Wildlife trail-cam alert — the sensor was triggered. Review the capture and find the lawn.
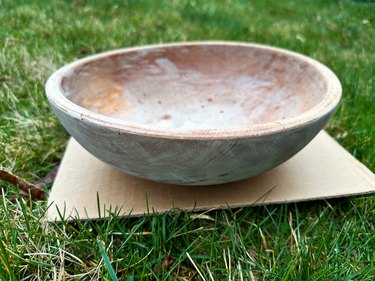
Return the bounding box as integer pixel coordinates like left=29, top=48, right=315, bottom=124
left=0, top=0, right=374, bottom=280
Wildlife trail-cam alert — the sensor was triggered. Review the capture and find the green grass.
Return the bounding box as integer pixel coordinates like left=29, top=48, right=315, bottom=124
left=0, top=0, right=374, bottom=279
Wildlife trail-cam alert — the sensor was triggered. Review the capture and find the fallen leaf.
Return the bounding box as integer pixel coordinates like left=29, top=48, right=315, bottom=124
left=153, top=255, right=175, bottom=273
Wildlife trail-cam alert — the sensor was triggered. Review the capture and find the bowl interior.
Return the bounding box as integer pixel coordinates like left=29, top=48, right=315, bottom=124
left=61, top=44, right=328, bottom=129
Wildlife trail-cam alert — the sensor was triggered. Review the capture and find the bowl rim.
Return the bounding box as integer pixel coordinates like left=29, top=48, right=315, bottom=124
left=45, top=41, right=342, bottom=140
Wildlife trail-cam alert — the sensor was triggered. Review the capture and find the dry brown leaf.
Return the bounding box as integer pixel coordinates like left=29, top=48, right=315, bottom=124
left=153, top=255, right=175, bottom=273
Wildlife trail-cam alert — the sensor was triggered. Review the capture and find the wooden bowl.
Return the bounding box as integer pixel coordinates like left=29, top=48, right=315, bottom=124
left=46, top=42, right=341, bottom=185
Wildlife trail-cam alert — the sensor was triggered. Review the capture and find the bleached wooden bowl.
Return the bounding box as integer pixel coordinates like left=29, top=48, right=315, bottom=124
left=46, top=42, right=341, bottom=185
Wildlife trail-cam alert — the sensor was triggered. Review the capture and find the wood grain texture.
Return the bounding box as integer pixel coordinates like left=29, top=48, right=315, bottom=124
left=53, top=107, right=331, bottom=185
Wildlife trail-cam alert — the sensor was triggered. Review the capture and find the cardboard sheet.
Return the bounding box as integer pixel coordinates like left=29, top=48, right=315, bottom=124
left=47, top=131, right=375, bottom=221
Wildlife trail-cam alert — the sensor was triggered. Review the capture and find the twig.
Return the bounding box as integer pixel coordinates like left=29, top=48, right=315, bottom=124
left=35, top=166, right=59, bottom=187
left=0, top=169, right=46, bottom=200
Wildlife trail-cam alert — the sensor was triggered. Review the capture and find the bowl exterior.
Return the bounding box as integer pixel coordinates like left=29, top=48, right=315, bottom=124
left=51, top=104, right=334, bottom=185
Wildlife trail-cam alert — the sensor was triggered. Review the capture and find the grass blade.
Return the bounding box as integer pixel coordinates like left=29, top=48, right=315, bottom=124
left=97, top=239, right=118, bottom=281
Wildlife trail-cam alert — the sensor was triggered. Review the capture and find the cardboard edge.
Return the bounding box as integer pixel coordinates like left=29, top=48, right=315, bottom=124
left=321, top=132, right=375, bottom=185
left=47, top=189, right=375, bottom=222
